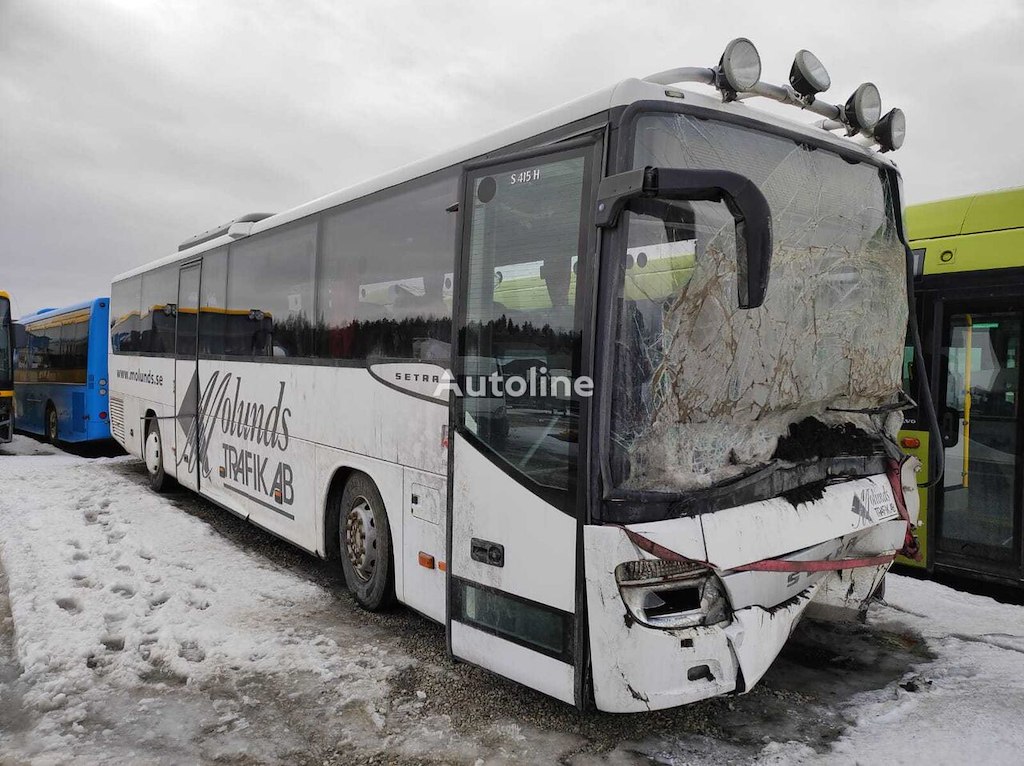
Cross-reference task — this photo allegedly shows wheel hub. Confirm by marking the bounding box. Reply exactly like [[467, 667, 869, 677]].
[[145, 430, 161, 474], [344, 499, 378, 582]]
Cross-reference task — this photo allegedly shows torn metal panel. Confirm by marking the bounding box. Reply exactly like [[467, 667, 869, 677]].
[[584, 526, 737, 712], [611, 113, 908, 492]]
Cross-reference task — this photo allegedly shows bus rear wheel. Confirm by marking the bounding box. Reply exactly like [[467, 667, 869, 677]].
[[144, 418, 170, 493], [337, 473, 395, 611], [45, 403, 59, 445]]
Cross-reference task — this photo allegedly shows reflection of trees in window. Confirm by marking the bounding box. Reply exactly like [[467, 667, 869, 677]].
[[18, 318, 90, 383]]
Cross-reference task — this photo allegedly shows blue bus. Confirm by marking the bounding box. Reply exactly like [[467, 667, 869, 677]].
[[14, 298, 112, 443]]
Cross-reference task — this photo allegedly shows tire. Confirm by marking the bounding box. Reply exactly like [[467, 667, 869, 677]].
[[144, 418, 170, 492], [45, 403, 59, 445], [336, 473, 395, 611]]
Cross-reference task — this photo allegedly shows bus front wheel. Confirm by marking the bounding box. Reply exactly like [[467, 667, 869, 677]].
[[337, 473, 395, 611], [45, 403, 59, 445], [145, 418, 170, 493]]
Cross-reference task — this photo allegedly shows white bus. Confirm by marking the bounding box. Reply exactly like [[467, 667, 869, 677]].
[[109, 40, 922, 712]]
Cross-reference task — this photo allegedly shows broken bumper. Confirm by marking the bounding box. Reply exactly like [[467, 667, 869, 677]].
[[585, 474, 909, 712]]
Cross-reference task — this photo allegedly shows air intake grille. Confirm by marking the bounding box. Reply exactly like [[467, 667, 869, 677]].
[[109, 396, 125, 442]]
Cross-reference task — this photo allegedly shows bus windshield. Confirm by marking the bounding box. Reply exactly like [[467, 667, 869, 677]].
[[610, 113, 907, 492], [0, 296, 12, 388]]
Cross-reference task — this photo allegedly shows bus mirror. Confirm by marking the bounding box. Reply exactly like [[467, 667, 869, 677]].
[[13, 323, 26, 348], [596, 167, 773, 309]]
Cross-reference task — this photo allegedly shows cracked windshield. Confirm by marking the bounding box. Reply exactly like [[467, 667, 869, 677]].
[[611, 113, 908, 491]]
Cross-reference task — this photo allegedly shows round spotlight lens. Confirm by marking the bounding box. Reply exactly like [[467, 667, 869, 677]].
[[789, 50, 830, 97], [719, 37, 761, 92], [845, 82, 882, 131], [875, 108, 906, 152]]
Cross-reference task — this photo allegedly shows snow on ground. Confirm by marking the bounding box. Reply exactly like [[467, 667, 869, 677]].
[[1, 433, 1023, 765], [768, 575, 1024, 766], [0, 436, 407, 763]]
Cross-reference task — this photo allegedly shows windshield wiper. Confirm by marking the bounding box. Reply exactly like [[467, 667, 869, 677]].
[[826, 390, 916, 416]]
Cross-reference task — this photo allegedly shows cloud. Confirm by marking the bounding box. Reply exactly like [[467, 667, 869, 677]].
[[1, 0, 1022, 315]]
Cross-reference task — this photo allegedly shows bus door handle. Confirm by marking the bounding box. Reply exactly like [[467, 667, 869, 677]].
[[940, 408, 960, 449], [471, 538, 504, 568]]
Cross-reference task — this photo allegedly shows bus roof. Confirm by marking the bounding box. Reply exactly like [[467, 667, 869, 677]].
[[0, 290, 9, 301], [114, 76, 898, 284], [18, 297, 109, 326], [907, 187, 1024, 241]]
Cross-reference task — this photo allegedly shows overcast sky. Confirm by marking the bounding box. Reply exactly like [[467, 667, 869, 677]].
[[2, 0, 1022, 316]]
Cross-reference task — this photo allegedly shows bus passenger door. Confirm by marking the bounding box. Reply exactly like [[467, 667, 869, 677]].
[[174, 262, 202, 492], [447, 141, 598, 706], [937, 305, 1022, 580]]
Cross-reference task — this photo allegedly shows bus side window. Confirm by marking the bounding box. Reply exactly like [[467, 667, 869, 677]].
[[111, 276, 142, 354], [198, 248, 227, 356], [225, 223, 317, 358], [318, 169, 457, 363]]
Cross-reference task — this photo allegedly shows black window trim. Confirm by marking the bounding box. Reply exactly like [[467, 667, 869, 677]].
[[450, 576, 575, 664]]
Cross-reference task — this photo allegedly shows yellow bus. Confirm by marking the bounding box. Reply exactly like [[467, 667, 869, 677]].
[[899, 187, 1024, 588], [1, 290, 13, 443]]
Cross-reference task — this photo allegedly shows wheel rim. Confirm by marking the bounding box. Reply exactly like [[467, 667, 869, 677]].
[[344, 497, 378, 583], [48, 409, 57, 440], [145, 428, 161, 475]]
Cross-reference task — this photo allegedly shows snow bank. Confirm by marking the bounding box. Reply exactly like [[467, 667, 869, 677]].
[[758, 575, 1024, 765]]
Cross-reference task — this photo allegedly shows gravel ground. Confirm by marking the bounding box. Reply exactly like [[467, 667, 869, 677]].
[[104, 458, 931, 764]]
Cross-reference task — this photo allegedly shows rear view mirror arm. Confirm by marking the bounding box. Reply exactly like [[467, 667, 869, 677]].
[[595, 166, 773, 309]]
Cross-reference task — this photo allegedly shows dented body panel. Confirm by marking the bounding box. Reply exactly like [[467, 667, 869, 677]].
[[585, 473, 916, 712]]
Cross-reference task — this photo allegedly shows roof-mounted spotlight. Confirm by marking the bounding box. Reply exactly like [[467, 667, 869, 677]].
[[715, 38, 761, 100], [843, 82, 882, 134], [789, 50, 830, 99], [874, 108, 906, 152]]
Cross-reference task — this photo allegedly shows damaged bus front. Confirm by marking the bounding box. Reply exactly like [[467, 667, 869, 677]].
[[587, 51, 922, 711]]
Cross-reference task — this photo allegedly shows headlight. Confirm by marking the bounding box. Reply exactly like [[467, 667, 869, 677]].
[[716, 37, 761, 95], [874, 107, 906, 152], [789, 49, 830, 97], [843, 82, 882, 132], [615, 559, 730, 630]]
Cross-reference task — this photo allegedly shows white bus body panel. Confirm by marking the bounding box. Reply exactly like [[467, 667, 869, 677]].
[[109, 357, 176, 460], [110, 356, 449, 618], [451, 621, 575, 705], [450, 433, 576, 613]]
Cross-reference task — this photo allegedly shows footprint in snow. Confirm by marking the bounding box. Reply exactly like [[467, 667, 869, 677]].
[[178, 640, 206, 663], [101, 635, 125, 652], [103, 609, 127, 626], [185, 593, 210, 611], [71, 551, 89, 561], [110, 583, 136, 598], [56, 597, 82, 614]]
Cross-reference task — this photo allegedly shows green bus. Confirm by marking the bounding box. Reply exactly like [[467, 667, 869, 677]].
[[899, 187, 1024, 588]]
